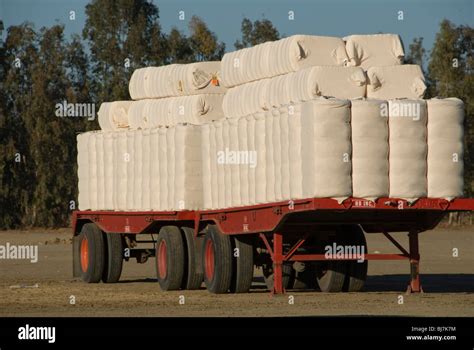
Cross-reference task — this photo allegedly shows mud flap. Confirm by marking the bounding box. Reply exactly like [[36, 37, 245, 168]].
[[72, 235, 81, 278]]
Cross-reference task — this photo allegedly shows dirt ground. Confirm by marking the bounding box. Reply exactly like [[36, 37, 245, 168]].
[[0, 226, 472, 317]]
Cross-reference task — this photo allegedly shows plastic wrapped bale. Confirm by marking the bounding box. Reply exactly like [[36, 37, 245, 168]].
[[201, 123, 213, 209], [221, 35, 349, 87], [301, 98, 352, 203], [344, 34, 405, 69], [351, 99, 389, 200], [77, 132, 90, 210], [427, 98, 464, 200], [150, 128, 161, 210], [388, 99, 428, 202], [174, 124, 203, 210], [367, 65, 426, 100]]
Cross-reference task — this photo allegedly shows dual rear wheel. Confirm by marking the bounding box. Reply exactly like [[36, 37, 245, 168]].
[[77, 223, 123, 283]]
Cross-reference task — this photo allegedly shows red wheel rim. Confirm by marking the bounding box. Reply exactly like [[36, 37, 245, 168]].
[[158, 240, 167, 279], [80, 238, 89, 272], [205, 239, 215, 281]]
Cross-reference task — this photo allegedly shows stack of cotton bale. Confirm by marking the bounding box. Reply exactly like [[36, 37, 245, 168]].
[[202, 35, 357, 209], [345, 34, 463, 203], [77, 33, 465, 213], [77, 61, 227, 211]]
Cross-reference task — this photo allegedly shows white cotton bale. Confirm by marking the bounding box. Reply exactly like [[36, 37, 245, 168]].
[[97, 103, 113, 131], [344, 34, 405, 69], [209, 123, 219, 209], [95, 133, 104, 211], [427, 98, 464, 200], [172, 61, 227, 96], [287, 104, 304, 199], [125, 131, 136, 210], [247, 115, 257, 205], [77, 132, 90, 210], [367, 65, 426, 100], [351, 99, 389, 200], [254, 112, 267, 204], [264, 110, 275, 203], [388, 99, 428, 201], [158, 127, 168, 210], [222, 120, 232, 208], [127, 100, 148, 129], [88, 132, 99, 210], [132, 130, 143, 210], [271, 109, 283, 202], [99, 101, 134, 131], [214, 121, 226, 208], [174, 124, 202, 210], [279, 106, 291, 200], [201, 123, 212, 209], [301, 99, 352, 202], [141, 129, 151, 211], [103, 132, 114, 209], [221, 35, 348, 87], [129, 67, 152, 100], [288, 66, 367, 102], [228, 118, 241, 207], [166, 126, 176, 210], [238, 116, 250, 206], [150, 128, 161, 211], [114, 131, 128, 210]]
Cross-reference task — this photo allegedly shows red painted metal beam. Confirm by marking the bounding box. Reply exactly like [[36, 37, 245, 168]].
[[407, 231, 423, 293], [72, 197, 474, 235], [287, 253, 408, 261], [272, 233, 284, 295]]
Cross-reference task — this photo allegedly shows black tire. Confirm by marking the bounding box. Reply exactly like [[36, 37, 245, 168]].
[[180, 227, 204, 290], [291, 263, 318, 290], [262, 263, 293, 291], [342, 226, 368, 292], [202, 226, 233, 294], [78, 223, 105, 283], [316, 228, 347, 292], [316, 261, 347, 292], [230, 235, 254, 293], [155, 226, 185, 291], [102, 233, 123, 283]]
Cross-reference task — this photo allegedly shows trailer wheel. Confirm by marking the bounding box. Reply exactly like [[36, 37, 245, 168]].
[[78, 223, 105, 283], [180, 227, 204, 290], [155, 226, 185, 291], [291, 263, 318, 290], [102, 233, 123, 283], [316, 229, 347, 292], [342, 225, 368, 292], [230, 235, 254, 293], [202, 226, 233, 294], [316, 261, 347, 292], [262, 263, 293, 291]]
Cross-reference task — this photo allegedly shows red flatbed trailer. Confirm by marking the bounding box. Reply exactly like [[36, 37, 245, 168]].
[[72, 197, 474, 294]]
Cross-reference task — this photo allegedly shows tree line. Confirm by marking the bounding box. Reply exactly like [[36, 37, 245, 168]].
[[0, 0, 472, 228]]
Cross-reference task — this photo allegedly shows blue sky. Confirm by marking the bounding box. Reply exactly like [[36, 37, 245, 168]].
[[1, 0, 473, 55]]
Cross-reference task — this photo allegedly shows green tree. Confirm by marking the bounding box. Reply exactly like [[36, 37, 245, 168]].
[[1, 23, 39, 228], [166, 27, 193, 63], [234, 18, 280, 49], [83, 0, 167, 102], [405, 37, 426, 67], [188, 16, 225, 61], [428, 20, 474, 196]]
